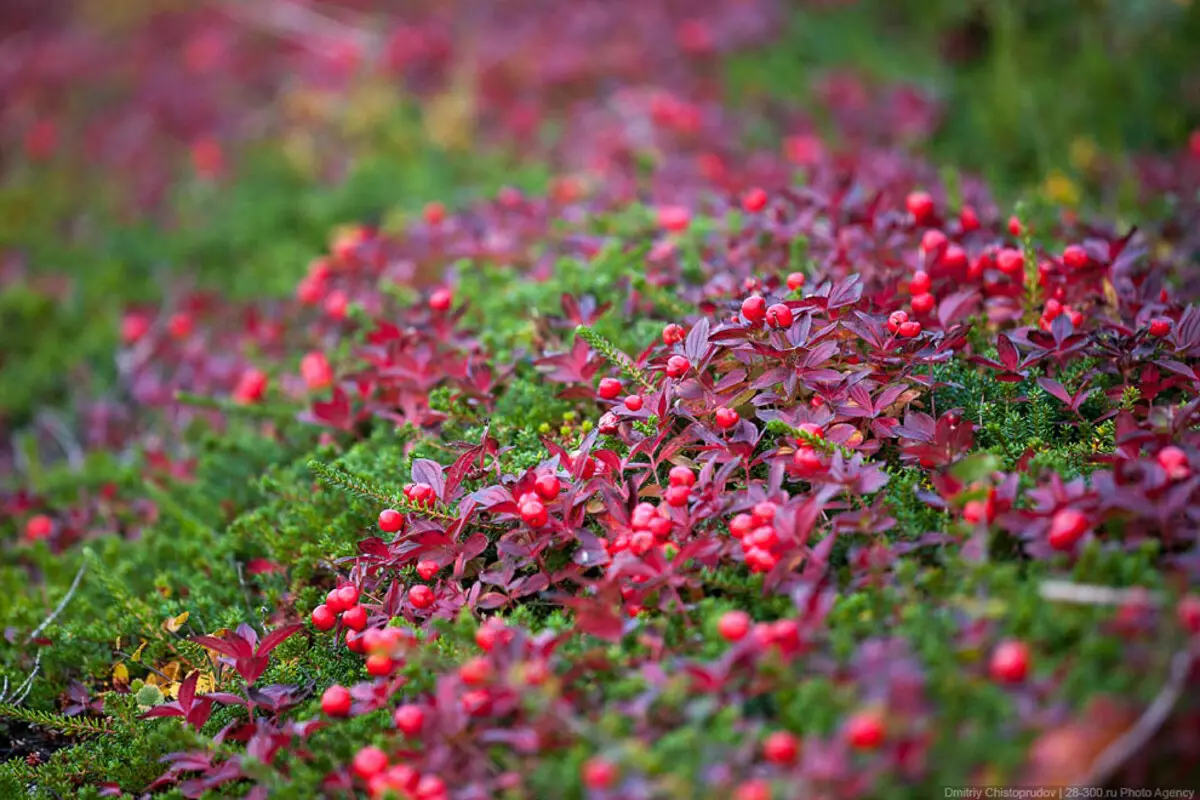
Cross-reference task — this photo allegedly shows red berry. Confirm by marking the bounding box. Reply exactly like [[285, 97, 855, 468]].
[[910, 271, 932, 295], [996, 248, 1024, 275], [905, 191, 935, 223], [167, 312, 193, 340], [598, 377, 622, 400], [416, 560, 439, 580], [649, 516, 672, 539], [748, 525, 778, 549], [1044, 298, 1063, 320], [366, 653, 395, 677], [734, 779, 772, 800], [742, 187, 768, 212], [715, 407, 740, 429], [311, 604, 336, 631], [520, 499, 548, 527], [25, 514, 53, 541], [1178, 595, 1200, 635], [1048, 508, 1089, 551], [765, 303, 793, 329], [989, 639, 1030, 684], [232, 368, 267, 404], [459, 656, 492, 685], [943, 244, 968, 272], [959, 205, 980, 232], [742, 295, 767, 323], [1148, 318, 1172, 338], [729, 514, 754, 539], [718, 610, 751, 642], [424, 202, 445, 225], [1066, 307, 1083, 327], [920, 229, 947, 255], [581, 758, 618, 790], [786, 272, 806, 291], [668, 466, 696, 487], [1062, 245, 1088, 270], [963, 500, 990, 525], [353, 746, 388, 780], [911, 293, 935, 315], [887, 310, 909, 334], [416, 775, 447, 799], [664, 484, 691, 507], [336, 584, 360, 608], [624, 395, 643, 412], [121, 312, 152, 344], [323, 290, 349, 320], [475, 622, 503, 652], [321, 685, 352, 716], [378, 509, 404, 533], [898, 320, 922, 338], [342, 605, 368, 631], [1007, 215, 1023, 236], [326, 588, 350, 614], [662, 323, 686, 345], [301, 351, 333, 390], [394, 703, 425, 736], [345, 629, 366, 654], [657, 206, 690, 232], [409, 585, 435, 609], [751, 501, 777, 526], [1157, 446, 1190, 480], [845, 711, 884, 749], [665, 355, 691, 378], [763, 731, 799, 765], [793, 446, 823, 475], [534, 474, 561, 501], [429, 288, 452, 312]]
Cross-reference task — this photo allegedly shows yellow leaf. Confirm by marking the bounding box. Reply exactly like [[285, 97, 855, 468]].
[[130, 640, 148, 662], [195, 671, 217, 694], [163, 611, 190, 633], [112, 662, 130, 689]]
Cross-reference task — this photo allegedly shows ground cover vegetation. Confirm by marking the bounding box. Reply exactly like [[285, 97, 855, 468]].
[[3, 1, 1200, 798]]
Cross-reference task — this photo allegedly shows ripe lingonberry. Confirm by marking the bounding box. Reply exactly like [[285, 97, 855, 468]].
[[718, 610, 751, 642], [911, 293, 935, 315], [409, 585, 435, 609], [959, 205, 980, 231], [989, 639, 1030, 683], [379, 509, 404, 533], [729, 514, 754, 539], [1148, 318, 1172, 338], [905, 191, 934, 224], [763, 731, 799, 765], [630, 530, 655, 555], [664, 485, 691, 507], [598, 377, 622, 400], [520, 499, 548, 527], [786, 272, 806, 291], [534, 474, 561, 501], [416, 775, 447, 800], [793, 447, 823, 475], [324, 290, 349, 320], [581, 758, 618, 790], [1007, 215, 1023, 236], [662, 323, 686, 345], [963, 500, 992, 525], [751, 501, 777, 526], [765, 303, 793, 329], [1062, 245, 1088, 270], [898, 320, 922, 338], [624, 395, 643, 411], [845, 711, 884, 749], [25, 515, 53, 540], [649, 516, 673, 538], [353, 746, 389, 780], [715, 407, 740, 429], [1157, 446, 1190, 480], [121, 312, 152, 344], [346, 629, 367, 654], [394, 704, 425, 736], [475, 621, 504, 652], [742, 187, 768, 212], [167, 312, 193, 340], [366, 653, 395, 676], [300, 351, 333, 390], [459, 656, 492, 685], [342, 605, 368, 632], [233, 368, 267, 404], [424, 201, 446, 225], [311, 604, 336, 631], [416, 560, 439, 581], [1179, 595, 1200, 635], [996, 248, 1024, 275], [748, 525, 778, 549], [887, 310, 909, 334], [658, 206, 690, 232], [337, 584, 360, 607], [429, 288, 452, 312], [943, 244, 968, 272], [910, 270, 932, 295], [1044, 298, 1063, 320], [734, 779, 772, 800], [321, 685, 352, 716], [1048, 509, 1089, 550], [665, 355, 691, 378], [741, 295, 767, 323], [920, 229, 947, 255], [668, 465, 696, 487]]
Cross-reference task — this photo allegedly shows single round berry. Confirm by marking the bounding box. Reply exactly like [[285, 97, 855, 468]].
[[898, 320, 922, 338], [748, 525, 778, 549], [765, 303, 794, 329], [475, 622, 502, 652], [658, 206, 691, 232], [911, 292, 935, 315], [664, 485, 691, 507], [741, 295, 767, 323], [378, 509, 404, 533], [793, 447, 823, 475], [1044, 298, 1063, 320], [311, 604, 337, 631], [989, 639, 1030, 684], [963, 500, 990, 525], [534, 474, 561, 501], [996, 248, 1024, 275], [1007, 215, 1023, 236], [668, 465, 696, 487], [321, 685, 352, 717], [416, 775, 447, 800], [598, 377, 622, 400], [25, 514, 53, 541], [352, 746, 388, 780], [763, 731, 800, 765], [910, 271, 932, 295], [786, 272, 806, 291], [1178, 594, 1200, 635], [394, 703, 425, 736], [121, 312, 152, 344], [1148, 318, 1172, 338], [424, 201, 446, 225], [665, 355, 691, 378], [751, 501, 778, 526], [662, 323, 686, 345], [742, 187, 768, 212], [233, 368, 267, 404], [581, 757, 618, 790], [715, 407, 740, 429], [409, 585, 435, 609], [459, 656, 492, 685], [943, 244, 968, 272], [300, 351, 333, 390], [429, 288, 453, 312], [733, 779, 772, 800], [920, 229, 947, 255], [718, 610, 751, 642], [845, 711, 885, 749], [905, 191, 935, 223], [1048, 508, 1090, 551], [959, 205, 980, 232], [336, 584, 360, 608], [366, 653, 395, 677], [323, 290, 349, 320], [1157, 446, 1190, 480], [416, 560, 439, 580], [624, 395, 643, 412], [1062, 245, 1088, 270], [342, 604, 368, 632], [520, 499, 548, 527]]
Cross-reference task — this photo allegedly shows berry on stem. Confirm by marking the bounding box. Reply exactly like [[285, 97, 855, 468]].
[[1048, 509, 1089, 550], [718, 610, 751, 642], [409, 585, 435, 609], [989, 639, 1030, 683], [598, 377, 622, 400], [321, 685, 352, 717], [378, 509, 404, 533]]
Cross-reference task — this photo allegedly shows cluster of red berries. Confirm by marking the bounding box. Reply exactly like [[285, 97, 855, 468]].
[[791, 423, 827, 478], [517, 472, 562, 529], [1038, 298, 1084, 331], [348, 740, 446, 800], [741, 295, 794, 329], [607, 498, 676, 558], [311, 584, 367, 634], [886, 310, 922, 339], [729, 501, 782, 573]]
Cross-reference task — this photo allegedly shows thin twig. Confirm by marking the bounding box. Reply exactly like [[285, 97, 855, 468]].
[[1039, 580, 1162, 607], [28, 560, 88, 643], [1081, 649, 1193, 786], [10, 651, 42, 705]]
